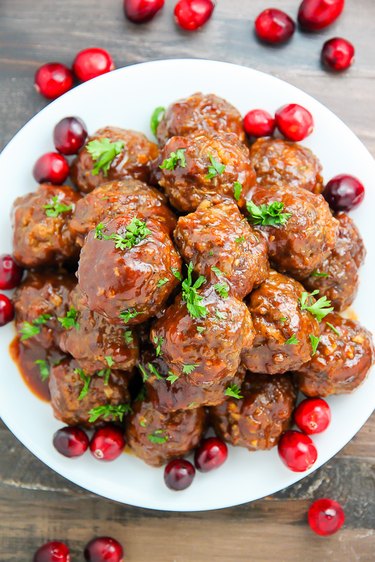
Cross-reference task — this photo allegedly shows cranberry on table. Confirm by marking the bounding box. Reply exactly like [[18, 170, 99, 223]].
[[294, 398, 331, 435], [33, 541, 70, 562], [84, 537, 124, 562], [194, 437, 228, 472], [0, 294, 14, 326], [90, 425, 125, 461], [0, 254, 23, 290], [53, 116, 88, 155], [254, 9, 295, 44], [322, 174, 365, 212], [34, 63, 74, 100], [164, 459, 195, 491], [73, 48, 115, 82], [243, 109, 275, 138], [275, 103, 314, 141], [174, 0, 215, 32], [278, 430, 318, 472], [124, 0, 164, 23], [298, 0, 345, 31], [308, 498, 345, 536], [53, 426, 89, 458], [33, 152, 70, 185], [322, 37, 355, 72]]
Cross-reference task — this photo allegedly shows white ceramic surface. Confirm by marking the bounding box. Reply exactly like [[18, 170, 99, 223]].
[[0, 59, 374, 512]]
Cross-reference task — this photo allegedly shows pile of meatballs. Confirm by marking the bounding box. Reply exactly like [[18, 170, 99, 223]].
[[12, 92, 374, 467]]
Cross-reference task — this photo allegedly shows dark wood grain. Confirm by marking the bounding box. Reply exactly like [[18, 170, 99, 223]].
[[1, 0, 374, 560]]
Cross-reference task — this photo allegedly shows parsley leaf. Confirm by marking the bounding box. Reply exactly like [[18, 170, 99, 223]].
[[285, 334, 299, 345], [43, 196, 73, 218], [123, 330, 133, 344], [105, 356, 114, 367], [246, 200, 292, 227], [211, 265, 224, 277], [86, 138, 124, 176], [171, 267, 183, 281], [119, 308, 140, 323], [206, 154, 226, 180], [147, 362, 163, 380], [214, 282, 229, 299], [166, 371, 179, 384], [326, 322, 340, 336], [225, 384, 243, 399], [279, 317, 288, 323], [153, 335, 164, 357], [34, 359, 49, 382], [311, 270, 329, 278], [233, 181, 242, 202], [97, 367, 111, 385], [159, 148, 186, 170], [94, 218, 151, 250], [182, 363, 199, 375], [74, 368, 91, 401], [196, 326, 205, 334], [19, 314, 52, 341], [157, 277, 169, 288], [235, 236, 245, 244], [88, 403, 132, 423], [181, 263, 207, 319], [138, 364, 149, 382], [150, 106, 165, 136], [309, 334, 321, 356], [148, 429, 168, 444], [300, 290, 333, 322], [58, 307, 79, 330]]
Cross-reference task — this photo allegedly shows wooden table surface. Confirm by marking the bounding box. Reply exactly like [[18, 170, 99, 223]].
[[1, 1, 374, 560]]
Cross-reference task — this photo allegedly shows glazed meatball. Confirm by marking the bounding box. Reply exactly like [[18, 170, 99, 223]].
[[246, 184, 339, 278], [302, 212, 366, 311], [210, 372, 297, 450], [125, 397, 206, 466], [12, 184, 80, 268], [174, 200, 269, 299], [250, 138, 323, 193], [295, 314, 374, 397], [242, 270, 320, 375], [156, 92, 245, 145], [14, 271, 76, 350], [153, 130, 256, 212], [59, 286, 139, 373], [71, 127, 159, 193], [49, 357, 131, 427], [69, 178, 176, 246], [78, 214, 181, 325], [151, 285, 254, 387]]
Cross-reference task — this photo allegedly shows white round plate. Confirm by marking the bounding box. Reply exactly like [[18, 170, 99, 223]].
[[1, 59, 374, 512]]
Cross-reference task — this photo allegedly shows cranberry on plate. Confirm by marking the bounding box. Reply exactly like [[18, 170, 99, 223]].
[[54, 117, 88, 155], [308, 498, 345, 536], [294, 398, 331, 435], [298, 0, 345, 31], [73, 48, 115, 82], [194, 437, 228, 472], [322, 174, 365, 212], [90, 425, 125, 461], [124, 0, 164, 23], [278, 430, 318, 472], [164, 459, 196, 491], [174, 0, 215, 32], [243, 109, 275, 138], [33, 541, 70, 562], [33, 152, 70, 185], [84, 537, 124, 562], [322, 37, 355, 72], [53, 426, 89, 458], [254, 9, 295, 44], [0, 254, 23, 290], [275, 103, 314, 141], [0, 294, 14, 326], [34, 63, 74, 100]]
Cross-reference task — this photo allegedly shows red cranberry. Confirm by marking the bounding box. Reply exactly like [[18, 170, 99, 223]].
[[33, 541, 70, 562], [164, 459, 195, 491], [0, 294, 14, 326], [294, 398, 331, 435], [34, 63, 74, 100], [124, 0, 164, 23], [90, 425, 125, 461], [322, 174, 365, 212], [278, 430, 317, 472], [243, 109, 276, 138], [174, 0, 215, 31], [322, 37, 355, 72], [194, 437, 228, 472], [84, 537, 124, 562], [53, 117, 88, 155], [0, 254, 23, 290], [254, 9, 295, 44], [73, 48, 115, 82], [33, 152, 70, 185], [53, 426, 89, 458], [298, 0, 345, 31], [275, 103, 314, 141], [308, 498, 345, 536]]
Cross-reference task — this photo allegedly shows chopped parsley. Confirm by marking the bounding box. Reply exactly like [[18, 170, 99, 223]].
[[94, 218, 151, 250], [34, 359, 49, 382], [171, 267, 182, 281], [311, 270, 329, 278], [86, 138, 124, 176], [138, 365, 149, 382], [19, 314, 52, 341], [206, 154, 226, 180], [43, 196, 73, 218], [285, 334, 299, 345], [181, 263, 207, 319], [279, 317, 288, 323], [157, 277, 169, 288], [235, 236, 245, 244], [214, 282, 229, 299], [88, 403, 132, 423], [182, 363, 199, 375], [309, 334, 321, 356], [105, 356, 115, 368], [187, 402, 198, 409], [58, 307, 79, 330], [326, 322, 340, 336], [148, 429, 168, 444], [147, 362, 163, 380], [300, 290, 333, 322], [150, 106, 165, 136], [159, 148, 186, 170], [225, 384, 243, 399], [233, 181, 242, 202], [139, 419, 147, 428], [153, 335, 164, 357], [166, 372, 179, 384], [123, 330, 133, 344], [196, 326, 206, 334], [119, 308, 140, 323], [74, 368, 91, 401], [97, 367, 111, 385], [211, 265, 224, 277], [246, 200, 292, 227]]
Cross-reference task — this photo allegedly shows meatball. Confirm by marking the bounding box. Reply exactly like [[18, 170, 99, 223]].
[[125, 397, 206, 466], [69, 178, 176, 246], [49, 357, 131, 427], [59, 286, 139, 373], [246, 184, 339, 278], [14, 271, 76, 350], [242, 270, 320, 375], [71, 127, 159, 193], [250, 138, 323, 193], [295, 314, 374, 397], [153, 130, 256, 212], [12, 184, 80, 268], [77, 214, 181, 325], [174, 200, 269, 299], [151, 285, 254, 387], [302, 212, 366, 311], [210, 372, 297, 450], [156, 92, 245, 145]]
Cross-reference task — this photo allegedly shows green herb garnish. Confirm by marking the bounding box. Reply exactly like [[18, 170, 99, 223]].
[[196, 326, 206, 334], [119, 308, 140, 323], [94, 217, 151, 250], [311, 271, 329, 278], [148, 429, 168, 444], [309, 334, 321, 356], [153, 335, 164, 357], [147, 362, 163, 380], [214, 282, 229, 299], [138, 364, 149, 382], [150, 106, 165, 136], [246, 200, 292, 227], [74, 368, 91, 401], [171, 267, 182, 281], [233, 181, 242, 202], [58, 307, 79, 330], [225, 384, 243, 399], [206, 154, 226, 180], [157, 277, 169, 288], [300, 290, 333, 322], [285, 334, 299, 345], [166, 372, 179, 384], [215, 310, 227, 320], [105, 356, 114, 367], [235, 236, 245, 244], [19, 314, 52, 341], [182, 363, 199, 375], [43, 196, 72, 218], [97, 367, 111, 386], [88, 403, 132, 423], [123, 330, 133, 344], [34, 359, 49, 382], [326, 322, 340, 336], [159, 148, 186, 170], [181, 263, 207, 319], [86, 138, 124, 176], [211, 265, 224, 277]]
